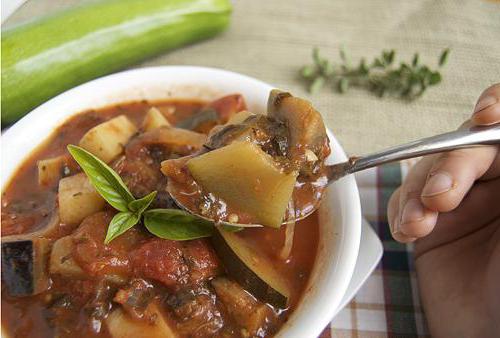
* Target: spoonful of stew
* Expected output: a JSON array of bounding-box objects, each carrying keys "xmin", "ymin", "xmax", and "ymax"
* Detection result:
[{"xmin": 161, "ymin": 90, "xmax": 500, "ymax": 228}]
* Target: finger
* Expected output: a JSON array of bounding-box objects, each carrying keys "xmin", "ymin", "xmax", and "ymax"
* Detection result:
[
  {"xmin": 415, "ymin": 177, "xmax": 500, "ymax": 258},
  {"xmin": 388, "ymin": 157, "xmax": 439, "ymax": 241},
  {"xmin": 482, "ymin": 150, "xmax": 500, "ymax": 180},
  {"xmin": 421, "ymin": 145, "xmax": 498, "ymax": 212},
  {"xmin": 388, "ymin": 188, "xmax": 417, "ymax": 243},
  {"xmin": 472, "ymin": 83, "xmax": 500, "ymax": 126}
]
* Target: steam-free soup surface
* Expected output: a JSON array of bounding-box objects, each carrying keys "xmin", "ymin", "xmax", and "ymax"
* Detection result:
[{"xmin": 1, "ymin": 98, "xmax": 319, "ymax": 338}]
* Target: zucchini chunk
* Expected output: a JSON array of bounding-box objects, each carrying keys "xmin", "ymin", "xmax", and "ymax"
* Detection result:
[
  {"xmin": 49, "ymin": 236, "xmax": 85, "ymax": 278},
  {"xmin": 142, "ymin": 107, "xmax": 171, "ymax": 131},
  {"xmin": 79, "ymin": 115, "xmax": 137, "ymax": 163},
  {"xmin": 187, "ymin": 141, "xmax": 297, "ymax": 228},
  {"xmin": 211, "ymin": 230, "xmax": 290, "ymax": 308},
  {"xmin": 1, "ymin": 237, "xmax": 51, "ymax": 296},
  {"xmin": 106, "ymin": 302, "xmax": 178, "ymax": 338},
  {"xmin": 58, "ymin": 173, "xmax": 105, "ymax": 225}
]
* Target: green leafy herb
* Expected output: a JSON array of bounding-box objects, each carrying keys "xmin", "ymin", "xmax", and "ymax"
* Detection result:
[
  {"xmin": 143, "ymin": 209, "xmax": 214, "ymax": 240},
  {"xmin": 129, "ymin": 191, "xmax": 157, "ymax": 214},
  {"xmin": 67, "ymin": 145, "xmax": 221, "ymax": 243},
  {"xmin": 67, "ymin": 145, "xmax": 134, "ymax": 211},
  {"xmin": 300, "ymin": 47, "xmax": 450, "ymax": 100},
  {"xmin": 105, "ymin": 212, "xmax": 141, "ymax": 244}
]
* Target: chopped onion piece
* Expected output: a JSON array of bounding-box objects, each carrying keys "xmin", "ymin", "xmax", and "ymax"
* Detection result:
[{"xmin": 279, "ymin": 200, "xmax": 296, "ymax": 260}]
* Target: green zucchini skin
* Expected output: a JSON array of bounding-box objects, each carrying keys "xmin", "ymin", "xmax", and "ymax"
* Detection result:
[{"xmin": 1, "ymin": 0, "xmax": 232, "ymax": 124}]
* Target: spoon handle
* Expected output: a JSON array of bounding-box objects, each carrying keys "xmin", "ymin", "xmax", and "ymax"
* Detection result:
[{"xmin": 329, "ymin": 123, "xmax": 500, "ymax": 181}]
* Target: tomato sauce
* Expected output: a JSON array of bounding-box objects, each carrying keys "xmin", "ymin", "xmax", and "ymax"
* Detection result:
[{"xmin": 1, "ymin": 97, "xmax": 320, "ymax": 338}]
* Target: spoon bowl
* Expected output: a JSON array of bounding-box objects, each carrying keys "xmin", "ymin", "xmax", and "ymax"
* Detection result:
[{"xmin": 170, "ymin": 123, "xmax": 500, "ymax": 227}]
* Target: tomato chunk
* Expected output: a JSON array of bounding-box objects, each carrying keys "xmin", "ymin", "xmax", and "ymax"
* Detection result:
[
  {"xmin": 72, "ymin": 211, "xmax": 146, "ymax": 278},
  {"xmin": 129, "ymin": 238, "xmax": 220, "ymax": 289}
]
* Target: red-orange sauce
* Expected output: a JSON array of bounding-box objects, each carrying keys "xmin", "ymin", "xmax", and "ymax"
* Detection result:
[{"xmin": 1, "ymin": 98, "xmax": 319, "ymax": 338}]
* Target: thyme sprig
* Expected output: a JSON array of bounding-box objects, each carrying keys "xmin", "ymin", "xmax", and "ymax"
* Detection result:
[{"xmin": 301, "ymin": 47, "xmax": 450, "ymax": 100}]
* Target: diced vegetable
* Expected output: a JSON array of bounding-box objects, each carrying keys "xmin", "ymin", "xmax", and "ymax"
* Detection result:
[
  {"xmin": 31, "ymin": 212, "xmax": 62, "ymax": 238},
  {"xmin": 176, "ymin": 108, "xmax": 219, "ymax": 131},
  {"xmin": 206, "ymin": 94, "xmax": 247, "ymax": 123},
  {"xmin": 225, "ymin": 110, "xmax": 254, "ymax": 125},
  {"xmin": 1, "ymin": 0, "xmax": 232, "ymax": 124},
  {"xmin": 211, "ymin": 230, "xmax": 290, "ymax": 308},
  {"xmin": 151, "ymin": 127, "xmax": 206, "ymax": 151},
  {"xmin": 212, "ymin": 277, "xmax": 278, "ymax": 335},
  {"xmin": 58, "ymin": 173, "xmax": 106, "ymax": 225},
  {"xmin": 167, "ymin": 286, "xmax": 224, "ymax": 336},
  {"xmin": 105, "ymin": 302, "xmax": 178, "ymax": 338},
  {"xmin": 142, "ymin": 107, "xmax": 171, "ymax": 131},
  {"xmin": 113, "ymin": 279, "xmax": 155, "ymax": 320},
  {"xmin": 279, "ymin": 221, "xmax": 296, "ymax": 260},
  {"xmin": 49, "ymin": 236, "xmax": 85, "ymax": 278},
  {"xmin": 267, "ymin": 89, "xmax": 328, "ymax": 161},
  {"xmin": 176, "ymin": 94, "xmax": 247, "ymax": 133},
  {"xmin": 79, "ymin": 115, "xmax": 137, "ymax": 163},
  {"xmin": 1, "ymin": 237, "xmax": 51, "ymax": 296},
  {"xmin": 187, "ymin": 141, "xmax": 297, "ymax": 228},
  {"xmin": 37, "ymin": 155, "xmax": 67, "ymax": 187}
]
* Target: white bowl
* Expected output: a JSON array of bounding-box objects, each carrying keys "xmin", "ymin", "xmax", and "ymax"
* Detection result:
[{"xmin": 1, "ymin": 66, "xmax": 361, "ymax": 338}]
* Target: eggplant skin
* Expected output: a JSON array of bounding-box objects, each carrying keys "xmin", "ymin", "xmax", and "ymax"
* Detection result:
[
  {"xmin": 211, "ymin": 230, "xmax": 288, "ymax": 309},
  {"xmin": 1, "ymin": 238, "xmax": 51, "ymax": 296},
  {"xmin": 1, "ymin": 0, "xmax": 232, "ymax": 124}
]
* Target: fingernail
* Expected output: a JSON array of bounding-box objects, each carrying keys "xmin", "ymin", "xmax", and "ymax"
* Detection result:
[
  {"xmin": 472, "ymin": 101, "xmax": 500, "ymax": 125},
  {"xmin": 400, "ymin": 198, "xmax": 425, "ymax": 225},
  {"xmin": 391, "ymin": 217, "xmax": 400, "ymax": 235},
  {"xmin": 474, "ymin": 95, "xmax": 497, "ymax": 113},
  {"xmin": 421, "ymin": 172, "xmax": 454, "ymax": 197}
]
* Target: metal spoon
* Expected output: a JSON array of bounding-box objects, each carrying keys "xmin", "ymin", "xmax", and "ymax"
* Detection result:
[{"xmin": 169, "ymin": 123, "xmax": 500, "ymax": 227}]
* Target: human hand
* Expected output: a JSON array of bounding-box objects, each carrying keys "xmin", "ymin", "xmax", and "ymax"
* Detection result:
[{"xmin": 387, "ymin": 84, "xmax": 500, "ymax": 337}]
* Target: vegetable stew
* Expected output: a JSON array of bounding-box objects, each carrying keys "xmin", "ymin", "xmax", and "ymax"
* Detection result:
[{"xmin": 1, "ymin": 94, "xmax": 320, "ymax": 338}]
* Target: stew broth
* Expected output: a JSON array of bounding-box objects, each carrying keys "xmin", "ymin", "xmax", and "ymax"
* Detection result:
[{"xmin": 1, "ymin": 98, "xmax": 319, "ymax": 338}]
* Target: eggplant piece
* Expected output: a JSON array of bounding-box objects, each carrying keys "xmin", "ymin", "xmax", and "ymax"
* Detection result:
[
  {"xmin": 225, "ymin": 110, "xmax": 255, "ymax": 125},
  {"xmin": 105, "ymin": 302, "xmax": 178, "ymax": 338},
  {"xmin": 267, "ymin": 89, "xmax": 329, "ymax": 163},
  {"xmin": 1, "ymin": 236, "xmax": 51, "ymax": 296},
  {"xmin": 176, "ymin": 108, "xmax": 219, "ymax": 131},
  {"xmin": 166, "ymin": 286, "xmax": 224, "ymax": 337},
  {"xmin": 211, "ymin": 230, "xmax": 290, "ymax": 309},
  {"xmin": 212, "ymin": 277, "xmax": 279, "ymax": 336}
]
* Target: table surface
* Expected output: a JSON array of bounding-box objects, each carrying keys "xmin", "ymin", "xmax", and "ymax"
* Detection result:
[
  {"xmin": 3, "ymin": 1, "xmax": 500, "ymax": 337},
  {"xmin": 5, "ymin": 0, "xmax": 500, "ymax": 155}
]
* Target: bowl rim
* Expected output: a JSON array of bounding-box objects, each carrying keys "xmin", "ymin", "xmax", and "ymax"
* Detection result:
[{"xmin": 1, "ymin": 66, "xmax": 361, "ymax": 338}]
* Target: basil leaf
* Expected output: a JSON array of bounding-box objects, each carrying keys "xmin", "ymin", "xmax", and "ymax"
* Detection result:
[
  {"xmin": 129, "ymin": 191, "xmax": 157, "ymax": 214},
  {"xmin": 67, "ymin": 145, "xmax": 135, "ymax": 212},
  {"xmin": 105, "ymin": 211, "xmax": 140, "ymax": 244},
  {"xmin": 143, "ymin": 209, "xmax": 214, "ymax": 240}
]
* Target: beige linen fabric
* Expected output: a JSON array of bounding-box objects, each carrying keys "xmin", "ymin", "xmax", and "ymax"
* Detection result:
[{"xmin": 5, "ymin": 0, "xmax": 500, "ymax": 154}]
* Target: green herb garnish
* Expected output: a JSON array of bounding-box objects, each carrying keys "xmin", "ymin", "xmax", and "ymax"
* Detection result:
[
  {"xmin": 300, "ymin": 47, "xmax": 450, "ymax": 100},
  {"xmin": 144, "ymin": 209, "xmax": 215, "ymax": 240},
  {"xmin": 67, "ymin": 145, "xmax": 213, "ymax": 243}
]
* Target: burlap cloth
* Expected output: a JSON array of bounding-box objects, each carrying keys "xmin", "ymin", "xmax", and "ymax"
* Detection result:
[{"xmin": 5, "ymin": 0, "xmax": 500, "ymax": 154}]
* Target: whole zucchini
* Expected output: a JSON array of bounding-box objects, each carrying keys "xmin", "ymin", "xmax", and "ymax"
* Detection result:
[{"xmin": 1, "ymin": 0, "xmax": 231, "ymax": 124}]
